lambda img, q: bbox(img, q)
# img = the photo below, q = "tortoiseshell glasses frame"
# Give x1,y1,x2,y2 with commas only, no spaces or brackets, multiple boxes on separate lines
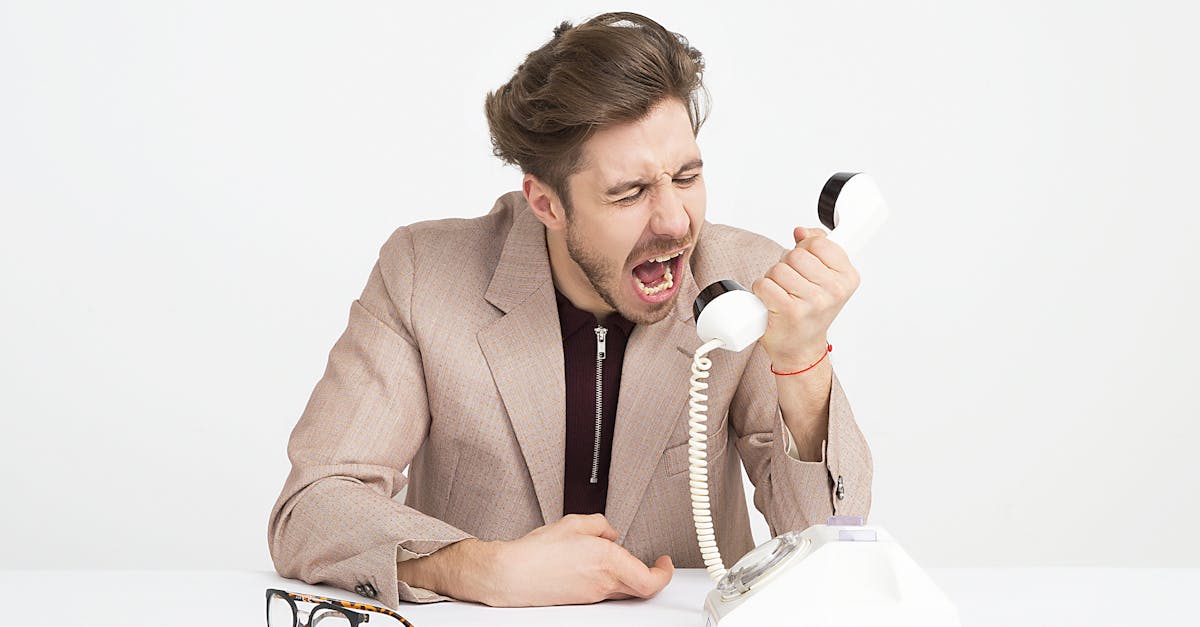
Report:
266,588,415,627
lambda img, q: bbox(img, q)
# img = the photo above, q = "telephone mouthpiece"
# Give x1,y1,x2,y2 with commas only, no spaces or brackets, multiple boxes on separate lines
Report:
693,280,768,352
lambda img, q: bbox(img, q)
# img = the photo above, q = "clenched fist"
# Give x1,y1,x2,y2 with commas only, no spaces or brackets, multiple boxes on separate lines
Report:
752,227,859,371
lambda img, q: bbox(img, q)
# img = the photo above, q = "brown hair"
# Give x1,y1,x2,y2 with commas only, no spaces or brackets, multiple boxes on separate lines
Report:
484,12,708,208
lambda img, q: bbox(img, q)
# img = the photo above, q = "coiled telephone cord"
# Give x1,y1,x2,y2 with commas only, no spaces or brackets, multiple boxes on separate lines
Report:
689,338,728,583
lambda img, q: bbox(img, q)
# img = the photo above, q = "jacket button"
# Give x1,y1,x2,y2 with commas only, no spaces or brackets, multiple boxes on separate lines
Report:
363,583,377,598
836,475,846,501
354,584,366,595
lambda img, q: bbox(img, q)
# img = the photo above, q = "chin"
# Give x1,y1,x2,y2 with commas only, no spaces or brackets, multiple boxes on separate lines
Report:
617,296,678,326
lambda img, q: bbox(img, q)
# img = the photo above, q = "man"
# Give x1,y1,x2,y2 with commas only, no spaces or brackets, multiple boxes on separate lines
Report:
268,12,872,609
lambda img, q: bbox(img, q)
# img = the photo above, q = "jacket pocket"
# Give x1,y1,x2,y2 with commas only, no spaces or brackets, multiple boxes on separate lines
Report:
663,421,730,477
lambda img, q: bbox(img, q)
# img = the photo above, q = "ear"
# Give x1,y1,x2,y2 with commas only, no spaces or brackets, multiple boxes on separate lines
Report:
523,173,568,232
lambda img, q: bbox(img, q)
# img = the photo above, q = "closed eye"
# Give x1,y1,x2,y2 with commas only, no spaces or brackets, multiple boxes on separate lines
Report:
617,188,645,205
616,173,700,205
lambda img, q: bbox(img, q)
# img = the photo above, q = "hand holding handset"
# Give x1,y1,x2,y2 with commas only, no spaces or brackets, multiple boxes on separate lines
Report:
691,172,888,353
690,174,960,626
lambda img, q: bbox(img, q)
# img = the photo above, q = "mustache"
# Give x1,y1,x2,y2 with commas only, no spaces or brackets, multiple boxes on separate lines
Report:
627,237,692,265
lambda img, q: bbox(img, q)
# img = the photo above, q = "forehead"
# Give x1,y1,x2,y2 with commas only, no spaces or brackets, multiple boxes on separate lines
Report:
577,99,700,186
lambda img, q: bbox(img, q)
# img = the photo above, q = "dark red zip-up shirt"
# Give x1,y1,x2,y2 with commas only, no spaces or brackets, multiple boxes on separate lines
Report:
555,289,636,516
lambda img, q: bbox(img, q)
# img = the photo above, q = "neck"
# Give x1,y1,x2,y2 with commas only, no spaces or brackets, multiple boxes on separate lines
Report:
545,230,614,320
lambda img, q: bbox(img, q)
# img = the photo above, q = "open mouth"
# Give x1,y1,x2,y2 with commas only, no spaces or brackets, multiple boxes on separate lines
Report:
630,248,686,303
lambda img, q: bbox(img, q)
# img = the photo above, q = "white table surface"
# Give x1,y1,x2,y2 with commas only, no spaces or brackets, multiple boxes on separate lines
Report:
3,568,1196,626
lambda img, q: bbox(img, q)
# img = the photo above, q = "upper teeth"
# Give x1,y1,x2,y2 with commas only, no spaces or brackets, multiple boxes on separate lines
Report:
649,250,684,263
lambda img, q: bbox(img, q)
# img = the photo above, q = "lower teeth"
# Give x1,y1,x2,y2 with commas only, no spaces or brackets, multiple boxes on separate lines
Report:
636,263,674,296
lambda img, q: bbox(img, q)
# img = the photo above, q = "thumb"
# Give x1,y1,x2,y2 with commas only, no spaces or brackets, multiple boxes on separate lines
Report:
793,226,828,244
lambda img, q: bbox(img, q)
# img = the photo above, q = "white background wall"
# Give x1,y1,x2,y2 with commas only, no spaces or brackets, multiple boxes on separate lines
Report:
2,0,1197,571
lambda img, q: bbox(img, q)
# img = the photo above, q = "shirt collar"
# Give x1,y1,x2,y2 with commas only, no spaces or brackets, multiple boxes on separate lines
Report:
554,288,637,339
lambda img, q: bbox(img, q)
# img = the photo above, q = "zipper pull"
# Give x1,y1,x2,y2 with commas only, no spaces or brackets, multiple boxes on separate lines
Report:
594,326,608,361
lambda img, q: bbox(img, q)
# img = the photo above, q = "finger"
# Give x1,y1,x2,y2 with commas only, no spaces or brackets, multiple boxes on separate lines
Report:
752,276,796,313
794,226,828,244
763,260,820,300
781,247,839,289
608,550,674,598
641,555,675,597
564,513,620,542
653,554,674,578
597,524,620,542
804,233,855,274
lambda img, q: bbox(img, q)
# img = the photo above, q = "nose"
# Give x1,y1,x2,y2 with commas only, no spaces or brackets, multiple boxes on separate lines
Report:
649,179,690,240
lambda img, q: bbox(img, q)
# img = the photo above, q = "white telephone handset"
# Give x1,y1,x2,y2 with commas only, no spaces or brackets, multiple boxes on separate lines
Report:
690,173,960,627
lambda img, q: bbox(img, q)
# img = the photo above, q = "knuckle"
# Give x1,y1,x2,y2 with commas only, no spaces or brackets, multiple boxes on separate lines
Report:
753,278,780,303
839,272,859,296
798,249,821,270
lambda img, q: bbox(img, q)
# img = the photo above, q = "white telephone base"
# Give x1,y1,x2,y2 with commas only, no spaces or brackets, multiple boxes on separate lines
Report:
702,518,960,627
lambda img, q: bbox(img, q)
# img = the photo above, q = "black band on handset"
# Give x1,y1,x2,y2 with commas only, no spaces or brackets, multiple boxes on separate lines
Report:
817,172,860,232
693,279,748,323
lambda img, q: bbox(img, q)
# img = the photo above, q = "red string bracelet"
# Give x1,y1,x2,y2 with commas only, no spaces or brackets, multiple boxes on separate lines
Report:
770,343,833,376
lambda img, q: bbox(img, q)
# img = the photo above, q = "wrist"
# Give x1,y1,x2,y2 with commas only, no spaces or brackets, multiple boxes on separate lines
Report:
770,341,831,375
397,538,499,603
784,408,825,448
446,538,503,604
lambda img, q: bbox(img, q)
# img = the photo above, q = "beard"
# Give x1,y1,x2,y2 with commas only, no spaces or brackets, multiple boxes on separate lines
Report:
563,219,689,326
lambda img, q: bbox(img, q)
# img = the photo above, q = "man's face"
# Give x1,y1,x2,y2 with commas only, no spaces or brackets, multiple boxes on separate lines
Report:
561,98,706,325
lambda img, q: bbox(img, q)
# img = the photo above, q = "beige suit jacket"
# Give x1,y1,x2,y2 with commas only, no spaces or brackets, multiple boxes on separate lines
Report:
268,192,873,608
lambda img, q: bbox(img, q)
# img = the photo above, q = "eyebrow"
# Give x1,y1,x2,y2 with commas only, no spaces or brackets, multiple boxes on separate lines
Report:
604,158,704,197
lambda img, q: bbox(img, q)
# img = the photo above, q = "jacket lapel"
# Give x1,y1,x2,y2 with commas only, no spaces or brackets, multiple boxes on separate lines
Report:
605,260,705,542
477,201,720,536
477,202,566,526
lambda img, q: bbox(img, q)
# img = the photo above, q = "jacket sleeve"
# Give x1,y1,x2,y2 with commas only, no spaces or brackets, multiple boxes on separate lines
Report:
728,342,874,536
267,227,472,609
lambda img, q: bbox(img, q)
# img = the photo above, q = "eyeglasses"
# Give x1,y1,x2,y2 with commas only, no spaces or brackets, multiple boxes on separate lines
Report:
266,588,415,627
